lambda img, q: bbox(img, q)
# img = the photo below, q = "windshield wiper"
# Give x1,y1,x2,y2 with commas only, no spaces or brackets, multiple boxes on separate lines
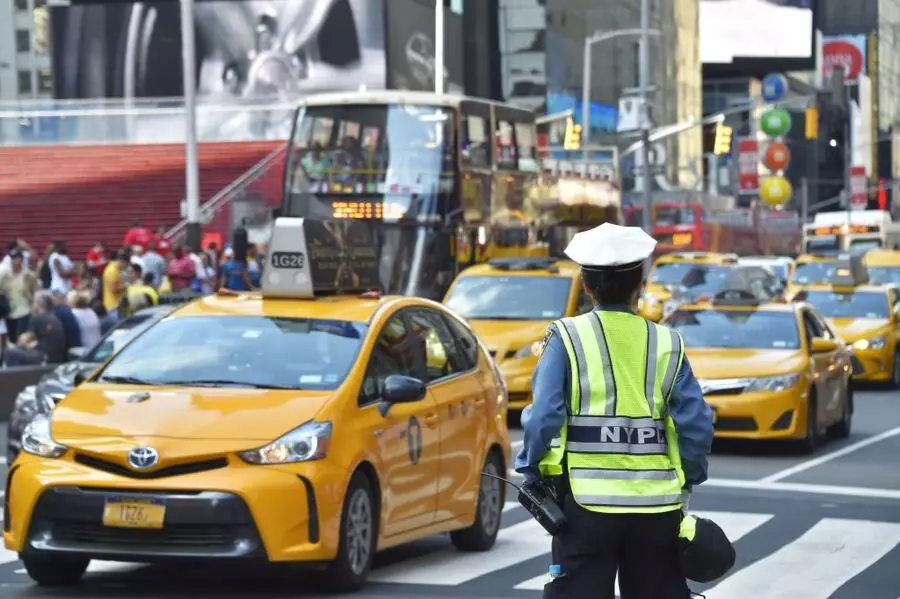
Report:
99,375,157,385
158,379,298,390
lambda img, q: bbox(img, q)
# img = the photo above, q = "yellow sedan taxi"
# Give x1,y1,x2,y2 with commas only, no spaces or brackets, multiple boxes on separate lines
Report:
663,288,853,452
864,248,900,285
799,255,900,386
442,258,590,411
640,252,739,322
786,253,838,299
6,219,510,590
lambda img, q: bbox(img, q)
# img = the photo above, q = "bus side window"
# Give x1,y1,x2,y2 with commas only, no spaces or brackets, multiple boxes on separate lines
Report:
514,121,539,172
462,112,490,168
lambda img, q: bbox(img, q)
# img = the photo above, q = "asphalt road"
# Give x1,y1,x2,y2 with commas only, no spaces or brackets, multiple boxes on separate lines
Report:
0,388,898,599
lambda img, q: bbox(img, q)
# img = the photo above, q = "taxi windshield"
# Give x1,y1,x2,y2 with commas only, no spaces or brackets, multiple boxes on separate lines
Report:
802,291,889,319
83,312,160,363
866,266,900,284
444,275,572,320
98,316,368,390
791,262,835,285
666,310,801,350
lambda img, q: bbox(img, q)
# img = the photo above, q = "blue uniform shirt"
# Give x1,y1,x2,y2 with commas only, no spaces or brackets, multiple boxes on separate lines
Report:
514,305,714,487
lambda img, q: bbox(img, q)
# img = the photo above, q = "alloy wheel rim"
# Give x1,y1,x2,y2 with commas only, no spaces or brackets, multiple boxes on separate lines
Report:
479,461,502,535
346,489,372,575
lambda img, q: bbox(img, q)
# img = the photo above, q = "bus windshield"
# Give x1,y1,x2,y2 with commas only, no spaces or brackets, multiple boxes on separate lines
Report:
284,103,455,223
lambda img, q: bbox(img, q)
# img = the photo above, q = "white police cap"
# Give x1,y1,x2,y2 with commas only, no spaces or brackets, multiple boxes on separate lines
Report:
564,222,657,271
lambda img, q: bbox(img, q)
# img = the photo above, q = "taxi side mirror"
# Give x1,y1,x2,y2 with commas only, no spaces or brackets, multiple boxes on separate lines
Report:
810,337,838,353
378,375,427,416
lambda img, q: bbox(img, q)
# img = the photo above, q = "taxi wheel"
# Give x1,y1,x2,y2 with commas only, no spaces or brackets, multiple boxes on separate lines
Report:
827,383,853,439
450,451,504,552
891,352,900,389
322,472,377,592
20,552,89,587
796,394,821,454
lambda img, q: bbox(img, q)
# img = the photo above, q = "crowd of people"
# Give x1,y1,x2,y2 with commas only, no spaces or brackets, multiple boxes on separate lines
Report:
0,219,264,368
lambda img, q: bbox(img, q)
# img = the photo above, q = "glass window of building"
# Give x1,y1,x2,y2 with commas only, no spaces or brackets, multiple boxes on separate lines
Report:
14,0,28,11
33,6,50,54
38,69,53,93
15,30,31,53
18,71,32,94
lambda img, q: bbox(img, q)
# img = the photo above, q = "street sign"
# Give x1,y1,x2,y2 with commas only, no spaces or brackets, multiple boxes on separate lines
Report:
761,74,788,103
737,138,760,194
760,108,792,137
849,166,867,210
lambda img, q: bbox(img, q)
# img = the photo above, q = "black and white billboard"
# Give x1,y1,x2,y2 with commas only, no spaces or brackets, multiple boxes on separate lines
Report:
701,0,816,75
384,0,464,94
50,0,387,99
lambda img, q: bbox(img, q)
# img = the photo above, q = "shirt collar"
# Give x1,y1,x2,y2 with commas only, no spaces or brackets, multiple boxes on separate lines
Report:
594,304,635,314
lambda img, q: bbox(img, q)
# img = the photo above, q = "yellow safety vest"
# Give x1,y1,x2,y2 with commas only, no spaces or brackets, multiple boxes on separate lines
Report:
539,310,686,514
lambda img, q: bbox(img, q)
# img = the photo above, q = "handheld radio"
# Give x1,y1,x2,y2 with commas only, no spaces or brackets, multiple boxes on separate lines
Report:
480,471,567,536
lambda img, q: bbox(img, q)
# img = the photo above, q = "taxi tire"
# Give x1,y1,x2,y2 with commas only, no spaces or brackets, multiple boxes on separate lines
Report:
827,384,853,439
450,451,504,552
20,552,89,587
891,352,900,389
322,471,377,592
796,393,821,454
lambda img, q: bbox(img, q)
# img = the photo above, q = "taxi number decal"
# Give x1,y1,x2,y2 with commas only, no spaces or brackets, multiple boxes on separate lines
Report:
271,251,306,269
407,416,423,465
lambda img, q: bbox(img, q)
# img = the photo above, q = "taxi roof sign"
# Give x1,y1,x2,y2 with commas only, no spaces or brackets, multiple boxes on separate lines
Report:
262,218,381,299
831,252,868,287
711,288,760,307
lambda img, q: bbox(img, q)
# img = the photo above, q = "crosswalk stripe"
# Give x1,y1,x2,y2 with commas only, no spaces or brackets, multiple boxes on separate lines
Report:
369,518,551,585
703,518,900,599
513,510,774,591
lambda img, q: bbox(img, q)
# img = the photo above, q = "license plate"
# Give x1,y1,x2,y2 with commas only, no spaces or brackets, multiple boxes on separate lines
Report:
102,497,166,529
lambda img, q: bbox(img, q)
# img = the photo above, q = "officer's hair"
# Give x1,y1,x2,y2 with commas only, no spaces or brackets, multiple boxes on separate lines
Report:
582,266,644,306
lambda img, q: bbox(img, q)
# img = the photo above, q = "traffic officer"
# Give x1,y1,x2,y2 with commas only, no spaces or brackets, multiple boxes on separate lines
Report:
515,222,715,599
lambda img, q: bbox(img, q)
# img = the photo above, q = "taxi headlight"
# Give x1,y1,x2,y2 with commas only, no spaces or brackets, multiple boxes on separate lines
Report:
21,415,67,459
641,292,660,306
745,373,801,393
514,341,543,359
853,337,886,351
238,421,332,465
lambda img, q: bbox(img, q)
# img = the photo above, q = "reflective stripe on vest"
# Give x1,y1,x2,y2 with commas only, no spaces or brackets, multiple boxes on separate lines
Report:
551,311,686,513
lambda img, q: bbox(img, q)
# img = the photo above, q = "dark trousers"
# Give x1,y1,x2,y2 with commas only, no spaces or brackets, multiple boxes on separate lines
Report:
5,315,29,343
543,494,690,599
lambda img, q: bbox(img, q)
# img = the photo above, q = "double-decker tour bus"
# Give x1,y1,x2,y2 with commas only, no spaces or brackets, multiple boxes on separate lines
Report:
626,201,801,256
280,90,547,299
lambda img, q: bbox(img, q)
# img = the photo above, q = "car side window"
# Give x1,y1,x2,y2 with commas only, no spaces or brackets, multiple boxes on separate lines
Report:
360,314,420,406
407,309,464,383
802,310,823,345
809,311,836,340
443,314,479,370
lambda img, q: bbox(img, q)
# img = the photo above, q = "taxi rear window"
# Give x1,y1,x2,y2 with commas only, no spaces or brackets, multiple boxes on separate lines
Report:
650,263,731,292
666,310,801,350
791,262,835,284
802,291,889,320
444,275,572,320
97,316,368,390
867,266,900,285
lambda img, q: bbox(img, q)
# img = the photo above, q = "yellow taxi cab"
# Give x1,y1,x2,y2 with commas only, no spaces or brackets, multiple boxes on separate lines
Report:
798,254,900,386
662,286,853,452
6,218,511,590
442,258,590,411
864,248,900,285
785,253,838,299
639,252,739,322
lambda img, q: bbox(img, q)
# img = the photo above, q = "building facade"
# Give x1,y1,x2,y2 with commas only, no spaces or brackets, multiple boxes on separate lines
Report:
497,0,547,112
0,0,53,101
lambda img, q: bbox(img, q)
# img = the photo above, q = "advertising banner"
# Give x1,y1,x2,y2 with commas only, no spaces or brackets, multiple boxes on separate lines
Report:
821,34,867,85
849,165,867,210
384,0,464,93
49,0,387,99
737,137,760,194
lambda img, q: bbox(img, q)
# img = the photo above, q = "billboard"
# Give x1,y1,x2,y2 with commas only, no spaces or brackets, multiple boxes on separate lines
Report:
700,0,816,74
821,35,867,85
384,0,464,93
49,0,387,99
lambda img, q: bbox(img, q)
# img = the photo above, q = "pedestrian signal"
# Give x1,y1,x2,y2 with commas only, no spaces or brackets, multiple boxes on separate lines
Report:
564,119,582,150
713,123,733,155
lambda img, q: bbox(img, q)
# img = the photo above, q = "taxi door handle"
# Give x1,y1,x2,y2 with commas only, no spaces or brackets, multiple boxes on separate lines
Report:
424,412,440,427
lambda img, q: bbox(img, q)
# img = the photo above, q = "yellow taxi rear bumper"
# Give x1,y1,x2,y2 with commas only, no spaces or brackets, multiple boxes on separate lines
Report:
4,453,349,563
501,357,537,410
706,387,809,440
849,348,893,382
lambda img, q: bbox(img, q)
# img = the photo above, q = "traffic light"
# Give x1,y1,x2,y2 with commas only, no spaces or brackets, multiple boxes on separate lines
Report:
564,118,582,150
805,106,819,139
713,123,733,155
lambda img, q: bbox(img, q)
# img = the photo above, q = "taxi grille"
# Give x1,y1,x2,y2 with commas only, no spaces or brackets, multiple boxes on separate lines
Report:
74,454,228,479
51,522,239,548
715,417,757,432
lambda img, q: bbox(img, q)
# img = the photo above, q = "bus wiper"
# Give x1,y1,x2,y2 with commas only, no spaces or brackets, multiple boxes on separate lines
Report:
159,379,297,390
99,375,157,385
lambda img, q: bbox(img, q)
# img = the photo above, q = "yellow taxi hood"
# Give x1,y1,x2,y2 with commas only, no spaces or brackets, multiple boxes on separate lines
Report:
687,347,806,378
469,320,551,353
644,283,673,301
825,318,891,343
51,384,331,445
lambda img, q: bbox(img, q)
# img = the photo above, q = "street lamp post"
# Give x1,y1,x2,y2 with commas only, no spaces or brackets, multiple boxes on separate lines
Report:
179,0,201,251
581,23,659,231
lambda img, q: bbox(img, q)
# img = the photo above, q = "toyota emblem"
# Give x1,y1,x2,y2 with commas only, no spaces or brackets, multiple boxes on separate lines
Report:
127,447,159,470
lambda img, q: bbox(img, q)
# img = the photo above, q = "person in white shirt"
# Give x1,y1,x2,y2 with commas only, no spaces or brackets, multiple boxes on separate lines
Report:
47,239,74,295
67,290,101,349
